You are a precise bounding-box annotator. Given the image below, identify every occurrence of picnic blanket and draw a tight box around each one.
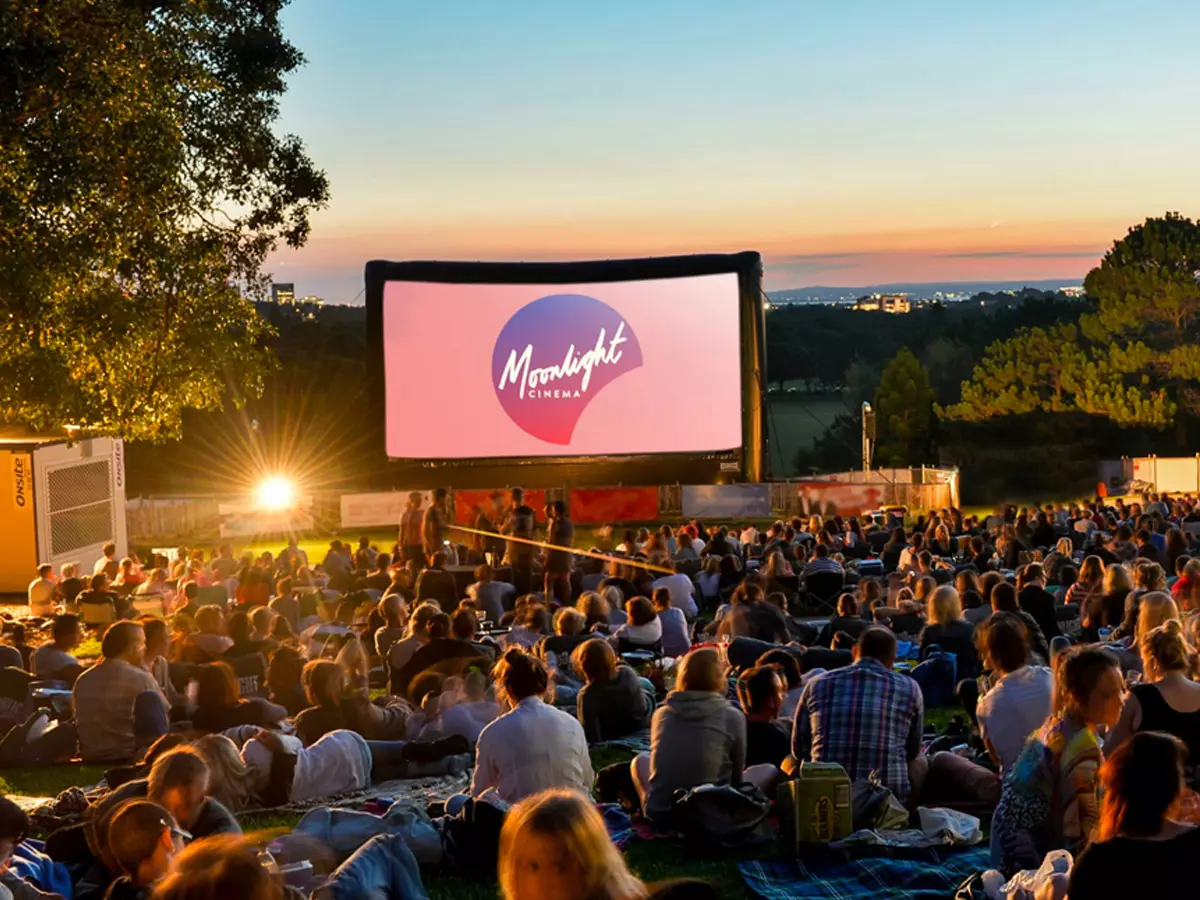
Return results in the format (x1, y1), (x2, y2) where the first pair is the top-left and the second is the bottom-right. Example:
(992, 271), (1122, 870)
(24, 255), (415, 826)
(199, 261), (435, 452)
(739, 846), (989, 900)
(594, 729), (651, 755)
(238, 771), (472, 818)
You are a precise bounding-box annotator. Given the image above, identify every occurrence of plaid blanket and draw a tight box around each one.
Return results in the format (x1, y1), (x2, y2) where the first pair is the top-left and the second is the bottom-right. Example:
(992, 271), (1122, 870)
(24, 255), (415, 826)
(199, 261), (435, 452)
(739, 847), (989, 899)
(238, 771), (471, 818)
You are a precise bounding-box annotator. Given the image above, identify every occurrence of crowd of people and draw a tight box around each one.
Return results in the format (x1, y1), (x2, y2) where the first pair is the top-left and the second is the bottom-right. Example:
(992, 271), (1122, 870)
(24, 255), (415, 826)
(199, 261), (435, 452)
(3, 489), (1200, 898)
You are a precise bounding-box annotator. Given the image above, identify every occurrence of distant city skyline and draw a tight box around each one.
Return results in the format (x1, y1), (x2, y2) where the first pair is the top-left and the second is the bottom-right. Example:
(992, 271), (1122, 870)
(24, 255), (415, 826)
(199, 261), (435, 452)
(265, 0), (1200, 303)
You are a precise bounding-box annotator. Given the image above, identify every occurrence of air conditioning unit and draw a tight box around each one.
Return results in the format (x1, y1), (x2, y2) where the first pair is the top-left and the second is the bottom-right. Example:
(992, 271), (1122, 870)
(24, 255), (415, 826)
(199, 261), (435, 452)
(0, 433), (128, 594)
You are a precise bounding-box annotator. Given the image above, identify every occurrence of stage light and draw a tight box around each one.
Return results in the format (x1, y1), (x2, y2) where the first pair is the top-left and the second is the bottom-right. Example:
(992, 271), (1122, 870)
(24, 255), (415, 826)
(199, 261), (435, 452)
(255, 475), (297, 511)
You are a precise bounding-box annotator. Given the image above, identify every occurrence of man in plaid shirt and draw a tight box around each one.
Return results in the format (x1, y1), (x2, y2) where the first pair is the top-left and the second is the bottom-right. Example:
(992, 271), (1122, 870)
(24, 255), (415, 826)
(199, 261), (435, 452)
(791, 627), (925, 800)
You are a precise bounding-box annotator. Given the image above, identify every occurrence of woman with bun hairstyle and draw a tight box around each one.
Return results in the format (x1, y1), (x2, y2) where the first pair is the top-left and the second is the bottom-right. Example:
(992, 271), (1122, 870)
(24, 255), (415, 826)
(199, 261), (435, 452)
(1105, 618), (1200, 778)
(470, 648), (593, 803)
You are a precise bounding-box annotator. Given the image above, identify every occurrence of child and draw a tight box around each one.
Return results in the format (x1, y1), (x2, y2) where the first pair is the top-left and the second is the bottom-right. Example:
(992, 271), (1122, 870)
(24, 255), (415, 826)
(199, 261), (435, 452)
(498, 789), (647, 900)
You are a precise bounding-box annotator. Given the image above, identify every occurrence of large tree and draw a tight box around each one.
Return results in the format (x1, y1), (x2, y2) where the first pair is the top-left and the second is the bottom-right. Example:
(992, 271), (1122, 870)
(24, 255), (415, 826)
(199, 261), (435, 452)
(0, 0), (328, 441)
(942, 213), (1200, 427)
(873, 347), (936, 466)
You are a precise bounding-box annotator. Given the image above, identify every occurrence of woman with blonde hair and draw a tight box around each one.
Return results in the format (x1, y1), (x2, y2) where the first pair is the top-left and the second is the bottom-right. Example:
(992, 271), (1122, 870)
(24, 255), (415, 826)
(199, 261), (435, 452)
(499, 789), (648, 900)
(191, 734), (255, 813)
(1105, 619), (1200, 775)
(1084, 563), (1135, 632)
(1133, 591), (1179, 648)
(918, 586), (981, 678)
(632, 648), (777, 821)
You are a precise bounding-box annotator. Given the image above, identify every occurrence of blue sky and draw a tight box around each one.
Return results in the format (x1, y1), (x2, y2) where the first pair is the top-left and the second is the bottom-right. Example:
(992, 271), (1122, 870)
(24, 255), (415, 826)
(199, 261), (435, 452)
(267, 0), (1200, 300)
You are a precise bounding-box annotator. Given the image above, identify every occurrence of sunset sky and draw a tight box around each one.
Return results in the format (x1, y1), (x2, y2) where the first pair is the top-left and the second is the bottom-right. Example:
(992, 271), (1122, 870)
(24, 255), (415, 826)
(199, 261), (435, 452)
(267, 0), (1200, 300)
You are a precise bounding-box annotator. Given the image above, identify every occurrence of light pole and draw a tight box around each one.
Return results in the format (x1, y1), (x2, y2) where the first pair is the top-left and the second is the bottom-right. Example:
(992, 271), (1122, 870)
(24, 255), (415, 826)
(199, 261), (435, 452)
(861, 402), (875, 474)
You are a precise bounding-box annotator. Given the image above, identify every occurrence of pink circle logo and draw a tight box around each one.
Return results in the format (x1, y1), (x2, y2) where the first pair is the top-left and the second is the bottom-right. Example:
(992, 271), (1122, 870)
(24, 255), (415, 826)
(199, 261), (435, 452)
(492, 294), (643, 445)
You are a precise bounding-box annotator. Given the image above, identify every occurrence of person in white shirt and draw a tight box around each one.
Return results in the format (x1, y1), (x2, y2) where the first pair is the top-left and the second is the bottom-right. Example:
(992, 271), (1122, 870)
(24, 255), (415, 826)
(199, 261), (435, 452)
(471, 649), (593, 803)
(93, 541), (118, 578)
(740, 526), (759, 546)
(27, 564), (57, 616)
(650, 563), (698, 618)
(897, 532), (925, 573)
(974, 612), (1053, 774)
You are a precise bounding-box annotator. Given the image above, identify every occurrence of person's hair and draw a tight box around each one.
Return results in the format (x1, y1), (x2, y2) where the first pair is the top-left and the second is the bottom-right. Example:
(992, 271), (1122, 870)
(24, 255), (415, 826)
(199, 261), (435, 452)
(836, 593), (857, 617)
(626, 596), (656, 627)
(1104, 563), (1134, 594)
(857, 626), (897, 665)
(226, 611), (252, 646)
(194, 606), (224, 635)
(267, 644), (303, 691)
(577, 591), (610, 626)
(1017, 563), (1044, 588)
(148, 747), (209, 800)
(677, 647), (724, 693)
(495, 649), (549, 705)
(927, 586), (964, 626)
(756, 648), (801, 689)
(652, 587), (673, 612)
(302, 659), (344, 708)
(991, 581), (1018, 612)
(1135, 591), (1180, 646)
(554, 607), (586, 636)
(90, 572), (109, 591)
(0, 795), (28, 843)
(1141, 618), (1192, 677)
(149, 834), (280, 900)
(452, 608), (478, 641)
(189, 736), (253, 813)
(1078, 556), (1104, 588)
(976, 612), (1030, 673)
(1136, 562), (1166, 591)
(737, 665), (782, 715)
(498, 789), (646, 900)
(195, 662), (240, 710)
(426, 611), (452, 641)
(52, 613), (80, 643)
(108, 800), (174, 880)
(1054, 645), (1120, 717)
(856, 577), (882, 608)
(407, 602), (440, 638)
(573, 639), (617, 684)
(101, 621), (143, 659)
(1097, 731), (1187, 841)
(913, 575), (936, 605)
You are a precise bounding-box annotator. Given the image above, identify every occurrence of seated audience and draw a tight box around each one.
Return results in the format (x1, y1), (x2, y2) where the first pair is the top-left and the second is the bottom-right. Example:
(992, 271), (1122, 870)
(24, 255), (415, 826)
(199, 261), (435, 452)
(650, 562), (699, 617)
(471, 650), (593, 803)
(990, 646), (1124, 874)
(991, 582), (1050, 662)
(573, 640), (652, 743)
(738, 665), (791, 768)
(433, 671), (501, 744)
(387, 602), (440, 676)
(610, 597), (663, 652)
(393, 610), (488, 699)
(1105, 618), (1200, 769)
(32, 614), (84, 682)
(265, 646), (307, 717)
(180, 607), (233, 664)
(974, 613), (1053, 774)
(1068, 732), (1200, 899)
(792, 627), (924, 802)
(372, 595), (407, 661)
(148, 835), (282, 900)
(466, 564), (513, 623)
(74, 622), (168, 763)
(816, 593), (868, 647)
(105, 801), (185, 900)
(27, 564), (57, 617)
(918, 586), (981, 679)
(190, 662), (286, 734)
(634, 648), (776, 821)
(1016, 564), (1061, 642)
(653, 588), (691, 658)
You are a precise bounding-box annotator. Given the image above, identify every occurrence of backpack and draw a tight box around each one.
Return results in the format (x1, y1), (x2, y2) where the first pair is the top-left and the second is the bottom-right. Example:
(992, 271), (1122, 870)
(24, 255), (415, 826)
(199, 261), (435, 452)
(671, 783), (772, 848)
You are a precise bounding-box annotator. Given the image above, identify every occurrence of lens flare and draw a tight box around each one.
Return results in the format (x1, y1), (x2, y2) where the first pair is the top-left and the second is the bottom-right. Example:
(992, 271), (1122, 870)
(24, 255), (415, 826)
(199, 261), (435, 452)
(255, 475), (297, 511)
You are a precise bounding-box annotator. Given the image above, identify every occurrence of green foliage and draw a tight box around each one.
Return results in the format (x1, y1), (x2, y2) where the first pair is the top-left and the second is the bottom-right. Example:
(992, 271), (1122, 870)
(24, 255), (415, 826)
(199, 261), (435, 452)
(943, 213), (1200, 428)
(873, 347), (936, 466)
(0, 0), (328, 442)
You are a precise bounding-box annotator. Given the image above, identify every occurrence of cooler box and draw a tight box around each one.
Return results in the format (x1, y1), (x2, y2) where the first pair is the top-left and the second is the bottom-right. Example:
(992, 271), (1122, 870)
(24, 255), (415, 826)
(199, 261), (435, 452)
(778, 761), (853, 851)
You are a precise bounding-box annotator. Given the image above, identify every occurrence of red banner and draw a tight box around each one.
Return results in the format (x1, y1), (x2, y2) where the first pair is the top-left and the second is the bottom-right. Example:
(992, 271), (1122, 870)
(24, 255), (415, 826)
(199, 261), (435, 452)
(568, 487), (659, 524)
(453, 489), (547, 525)
(793, 481), (884, 518)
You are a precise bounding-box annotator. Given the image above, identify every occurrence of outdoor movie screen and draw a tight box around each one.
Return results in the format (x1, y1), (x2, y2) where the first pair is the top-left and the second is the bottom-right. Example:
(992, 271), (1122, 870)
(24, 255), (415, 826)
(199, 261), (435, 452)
(381, 273), (744, 460)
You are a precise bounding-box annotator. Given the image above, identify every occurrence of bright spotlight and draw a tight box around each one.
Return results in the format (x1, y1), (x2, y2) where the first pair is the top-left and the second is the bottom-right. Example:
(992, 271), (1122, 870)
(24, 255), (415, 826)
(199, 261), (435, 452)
(255, 475), (297, 511)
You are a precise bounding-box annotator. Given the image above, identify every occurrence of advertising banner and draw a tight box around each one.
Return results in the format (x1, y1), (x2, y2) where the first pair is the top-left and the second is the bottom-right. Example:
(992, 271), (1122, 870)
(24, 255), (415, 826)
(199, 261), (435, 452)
(681, 484), (771, 519)
(793, 481), (884, 518)
(340, 491), (432, 529)
(568, 487), (659, 524)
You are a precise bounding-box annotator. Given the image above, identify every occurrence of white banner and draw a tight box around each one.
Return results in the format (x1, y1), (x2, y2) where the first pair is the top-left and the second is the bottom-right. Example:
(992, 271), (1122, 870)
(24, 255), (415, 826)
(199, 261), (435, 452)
(340, 491), (432, 529)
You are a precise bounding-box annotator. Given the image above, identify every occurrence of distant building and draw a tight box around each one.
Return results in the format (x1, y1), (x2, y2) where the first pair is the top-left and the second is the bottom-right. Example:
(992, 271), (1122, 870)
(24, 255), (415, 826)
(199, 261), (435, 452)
(271, 283), (295, 305)
(854, 293), (911, 314)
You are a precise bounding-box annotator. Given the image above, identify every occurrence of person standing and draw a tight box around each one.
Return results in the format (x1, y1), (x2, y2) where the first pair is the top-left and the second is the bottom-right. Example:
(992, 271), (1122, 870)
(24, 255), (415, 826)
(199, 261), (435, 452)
(544, 501), (575, 604)
(502, 488), (537, 594)
(399, 492), (426, 565)
(422, 487), (448, 561)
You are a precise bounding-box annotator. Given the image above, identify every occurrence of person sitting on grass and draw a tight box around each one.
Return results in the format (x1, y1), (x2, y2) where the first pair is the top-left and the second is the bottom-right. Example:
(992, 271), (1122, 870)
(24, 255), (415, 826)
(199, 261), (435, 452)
(32, 614), (83, 683)
(392, 610), (489, 700)
(609, 597), (663, 652)
(633, 648), (778, 823)
(74, 622), (169, 764)
(103, 801), (187, 900)
(972, 613), (1053, 775)
(573, 639), (652, 743)
(791, 627), (925, 803)
(738, 665), (792, 769)
(189, 662), (287, 735)
(653, 588), (691, 658)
